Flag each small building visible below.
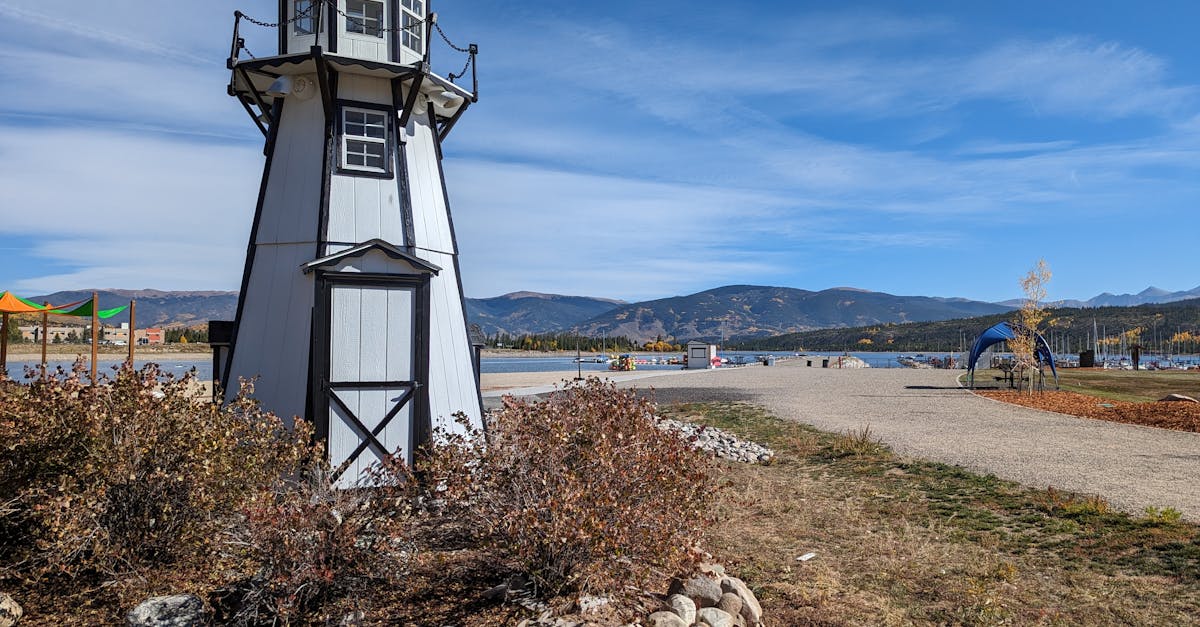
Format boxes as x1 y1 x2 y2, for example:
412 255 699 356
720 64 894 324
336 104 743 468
686 340 719 369
101 323 165 345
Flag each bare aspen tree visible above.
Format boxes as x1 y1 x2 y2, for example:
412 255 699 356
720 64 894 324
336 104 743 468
1012 259 1052 393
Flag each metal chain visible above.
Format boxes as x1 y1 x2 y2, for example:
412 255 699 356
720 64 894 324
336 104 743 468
239 1 316 28
448 53 472 82
433 21 470 53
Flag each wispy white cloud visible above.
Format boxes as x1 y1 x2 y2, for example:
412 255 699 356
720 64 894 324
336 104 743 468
961 38 1196 119
0 127 261 292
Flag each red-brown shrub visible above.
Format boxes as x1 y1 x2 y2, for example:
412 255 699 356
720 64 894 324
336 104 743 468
0 364 312 601
439 378 716 597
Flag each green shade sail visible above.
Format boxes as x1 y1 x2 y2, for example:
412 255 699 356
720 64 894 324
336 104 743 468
51 298 127 319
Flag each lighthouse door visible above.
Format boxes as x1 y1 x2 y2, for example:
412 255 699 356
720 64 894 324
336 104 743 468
318 276 426 486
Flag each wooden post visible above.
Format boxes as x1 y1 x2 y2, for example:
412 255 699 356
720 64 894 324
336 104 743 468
0 312 9 379
41 303 49 380
90 291 98 386
127 299 136 365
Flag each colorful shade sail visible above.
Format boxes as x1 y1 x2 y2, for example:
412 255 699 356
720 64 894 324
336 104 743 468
0 291 51 314
51 298 127 320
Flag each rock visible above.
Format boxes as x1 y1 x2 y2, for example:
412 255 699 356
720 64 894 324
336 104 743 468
577 595 610 613
339 610 365 625
647 611 689 627
666 593 697 623
0 593 22 627
126 594 208 627
720 577 763 625
698 562 726 578
1159 394 1199 403
668 574 723 608
696 606 738 627
717 592 743 617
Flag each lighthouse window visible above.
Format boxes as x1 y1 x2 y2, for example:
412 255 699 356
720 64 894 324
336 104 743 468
293 0 315 35
400 0 424 53
342 108 389 173
345 0 384 38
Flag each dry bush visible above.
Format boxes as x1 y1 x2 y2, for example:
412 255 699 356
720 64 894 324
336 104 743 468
0 364 311 603
438 379 716 598
214 463 418 625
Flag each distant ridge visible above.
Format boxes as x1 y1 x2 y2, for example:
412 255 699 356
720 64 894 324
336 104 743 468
571 285 1011 342
466 292 626 336
28 290 238 328
996 285 1200 309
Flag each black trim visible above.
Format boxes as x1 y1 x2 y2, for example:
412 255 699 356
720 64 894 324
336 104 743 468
278 0 287 54
236 94 269 137
312 47 335 121
223 98 287 394
396 71 425 132
335 100 397 179
388 0 400 63
232 52 424 81
426 107 442 161
315 68 339 255
397 142 417 248
326 0 337 52
438 99 469 143
430 114 485 421
237 66 274 127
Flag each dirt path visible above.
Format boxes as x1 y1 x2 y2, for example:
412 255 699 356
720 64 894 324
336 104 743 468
489 361 1200 518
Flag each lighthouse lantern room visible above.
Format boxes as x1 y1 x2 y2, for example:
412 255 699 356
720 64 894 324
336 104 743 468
216 0 481 485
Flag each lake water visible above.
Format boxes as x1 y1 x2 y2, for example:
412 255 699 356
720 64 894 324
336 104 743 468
3 356 213 382
8 350 1194 383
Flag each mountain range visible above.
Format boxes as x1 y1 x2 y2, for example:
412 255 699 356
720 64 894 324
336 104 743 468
997 285 1200 309
17 284 1200 342
568 285 1009 341
27 289 239 328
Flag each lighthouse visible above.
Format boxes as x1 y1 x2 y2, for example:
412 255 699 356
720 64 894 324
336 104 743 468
215 0 482 484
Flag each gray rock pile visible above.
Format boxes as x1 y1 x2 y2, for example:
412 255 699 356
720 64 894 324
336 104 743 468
648 564 764 627
655 418 774 464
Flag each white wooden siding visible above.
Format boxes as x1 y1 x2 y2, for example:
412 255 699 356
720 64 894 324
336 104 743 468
403 113 456 255
337 75 390 104
328 285 415 486
226 243 315 425
413 249 481 435
326 174 406 246
257 91 325 245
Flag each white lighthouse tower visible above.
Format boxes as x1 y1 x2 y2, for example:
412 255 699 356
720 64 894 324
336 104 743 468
215 0 482 484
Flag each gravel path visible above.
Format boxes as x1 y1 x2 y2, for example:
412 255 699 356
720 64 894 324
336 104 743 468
581 360 1200 519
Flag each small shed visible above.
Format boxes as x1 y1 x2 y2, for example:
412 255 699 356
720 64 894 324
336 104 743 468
686 340 719 369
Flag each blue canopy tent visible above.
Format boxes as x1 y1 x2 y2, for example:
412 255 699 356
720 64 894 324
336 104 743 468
967 321 1057 388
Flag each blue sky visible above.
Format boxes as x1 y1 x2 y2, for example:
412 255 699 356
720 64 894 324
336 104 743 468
1 1 1198 303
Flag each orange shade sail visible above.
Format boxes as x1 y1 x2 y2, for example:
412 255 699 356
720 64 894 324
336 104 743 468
0 291 50 314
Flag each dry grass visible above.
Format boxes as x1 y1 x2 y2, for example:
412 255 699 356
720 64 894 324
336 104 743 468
661 401 1200 625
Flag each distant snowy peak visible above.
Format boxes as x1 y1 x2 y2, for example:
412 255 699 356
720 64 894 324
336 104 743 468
997 285 1200 308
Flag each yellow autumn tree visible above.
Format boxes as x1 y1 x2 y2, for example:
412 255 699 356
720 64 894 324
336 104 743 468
1011 259 1051 393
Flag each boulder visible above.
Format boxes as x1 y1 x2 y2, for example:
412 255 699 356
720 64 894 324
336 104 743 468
577 595 610 614
668 574 723 608
696 606 738 627
721 577 763 625
717 592 743 618
126 594 208 627
666 593 696 624
1159 394 1199 403
646 611 690 627
0 593 22 627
